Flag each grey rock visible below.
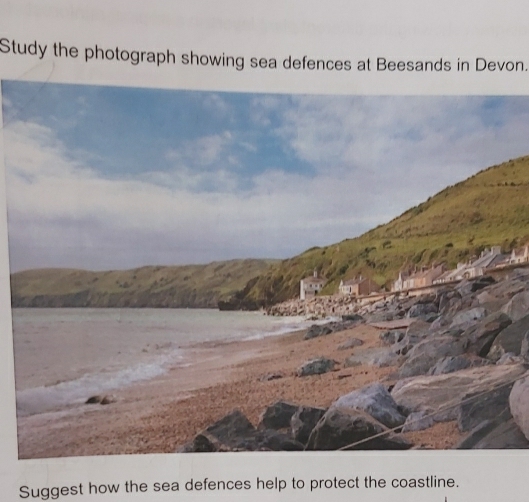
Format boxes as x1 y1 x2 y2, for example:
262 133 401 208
405 319 432 337
369 351 400 368
304 324 332 340
454 419 529 449
429 314 451 331
509 372 529 440
454 420 502 449
461 312 512 357
486 279 527 301
488 313 529 361
290 406 326 445
450 307 487 329
332 382 406 429
502 291 529 322
337 338 364 350
297 357 336 376
520 331 529 361
379 330 405 346
437 289 461 314
86 395 103 404
181 409 305 452
407 303 437 319
428 356 471 376
342 314 364 322
365 311 396 323
496 353 524 365
86 394 117 405
456 276 495 296
392 364 527 421
393 321 431 356
401 411 435 432
397 336 466 378
259 401 299 430
510 268 529 281
457 383 514 432
306 408 412 450
472 419 529 448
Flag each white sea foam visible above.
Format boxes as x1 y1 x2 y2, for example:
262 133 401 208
12 308 316 417
16 350 185 417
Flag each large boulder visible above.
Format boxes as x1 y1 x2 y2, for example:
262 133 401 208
290 406 326 445
454 419 529 449
379 330 405 346
450 307 487 329
180 410 305 452
332 383 406 429
457 383 514 432
485 279 527 302
393 320 431 356
407 303 437 319
428 356 472 376
460 312 512 357
509 372 529 441
487 314 529 361
306 408 412 450
397 336 466 378
297 357 336 376
455 276 495 296
392 364 527 421
501 291 529 322
304 325 332 340
259 401 299 430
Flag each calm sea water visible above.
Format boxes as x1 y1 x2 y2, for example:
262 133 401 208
12 308 314 417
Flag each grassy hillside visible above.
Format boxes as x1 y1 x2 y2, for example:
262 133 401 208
237 155 529 306
10 259 277 308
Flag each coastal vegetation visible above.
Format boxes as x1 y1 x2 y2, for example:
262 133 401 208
10 154 529 309
235 155 529 307
10 259 277 308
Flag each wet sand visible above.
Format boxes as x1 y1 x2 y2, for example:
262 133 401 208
17 324 461 458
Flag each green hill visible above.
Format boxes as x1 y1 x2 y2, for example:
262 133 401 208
11 155 529 310
234 155 529 307
10 259 277 309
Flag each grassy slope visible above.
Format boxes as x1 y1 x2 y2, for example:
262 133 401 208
11 259 277 308
241 155 529 306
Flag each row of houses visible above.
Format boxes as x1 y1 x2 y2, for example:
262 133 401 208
300 270 381 300
396 245 529 291
299 244 529 299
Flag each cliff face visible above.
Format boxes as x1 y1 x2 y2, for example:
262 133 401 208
10 259 277 309
233 155 529 307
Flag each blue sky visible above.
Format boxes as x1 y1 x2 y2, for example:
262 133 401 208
2 81 529 271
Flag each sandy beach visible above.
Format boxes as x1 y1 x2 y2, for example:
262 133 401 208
17 324 461 459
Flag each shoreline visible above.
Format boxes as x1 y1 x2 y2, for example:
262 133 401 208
16 323 461 459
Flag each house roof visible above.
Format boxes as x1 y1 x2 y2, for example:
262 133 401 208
512 245 529 257
302 276 326 284
341 277 367 286
406 264 444 281
470 249 506 269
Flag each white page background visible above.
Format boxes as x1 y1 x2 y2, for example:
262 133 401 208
1 1 529 500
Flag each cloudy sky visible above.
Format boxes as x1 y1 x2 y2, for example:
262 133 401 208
2 81 529 272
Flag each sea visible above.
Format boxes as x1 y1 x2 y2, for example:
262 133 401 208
11 308 318 418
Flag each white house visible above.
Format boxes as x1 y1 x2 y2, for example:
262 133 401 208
300 270 326 300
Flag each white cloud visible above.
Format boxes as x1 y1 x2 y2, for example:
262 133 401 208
5 95 529 272
5 119 371 270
